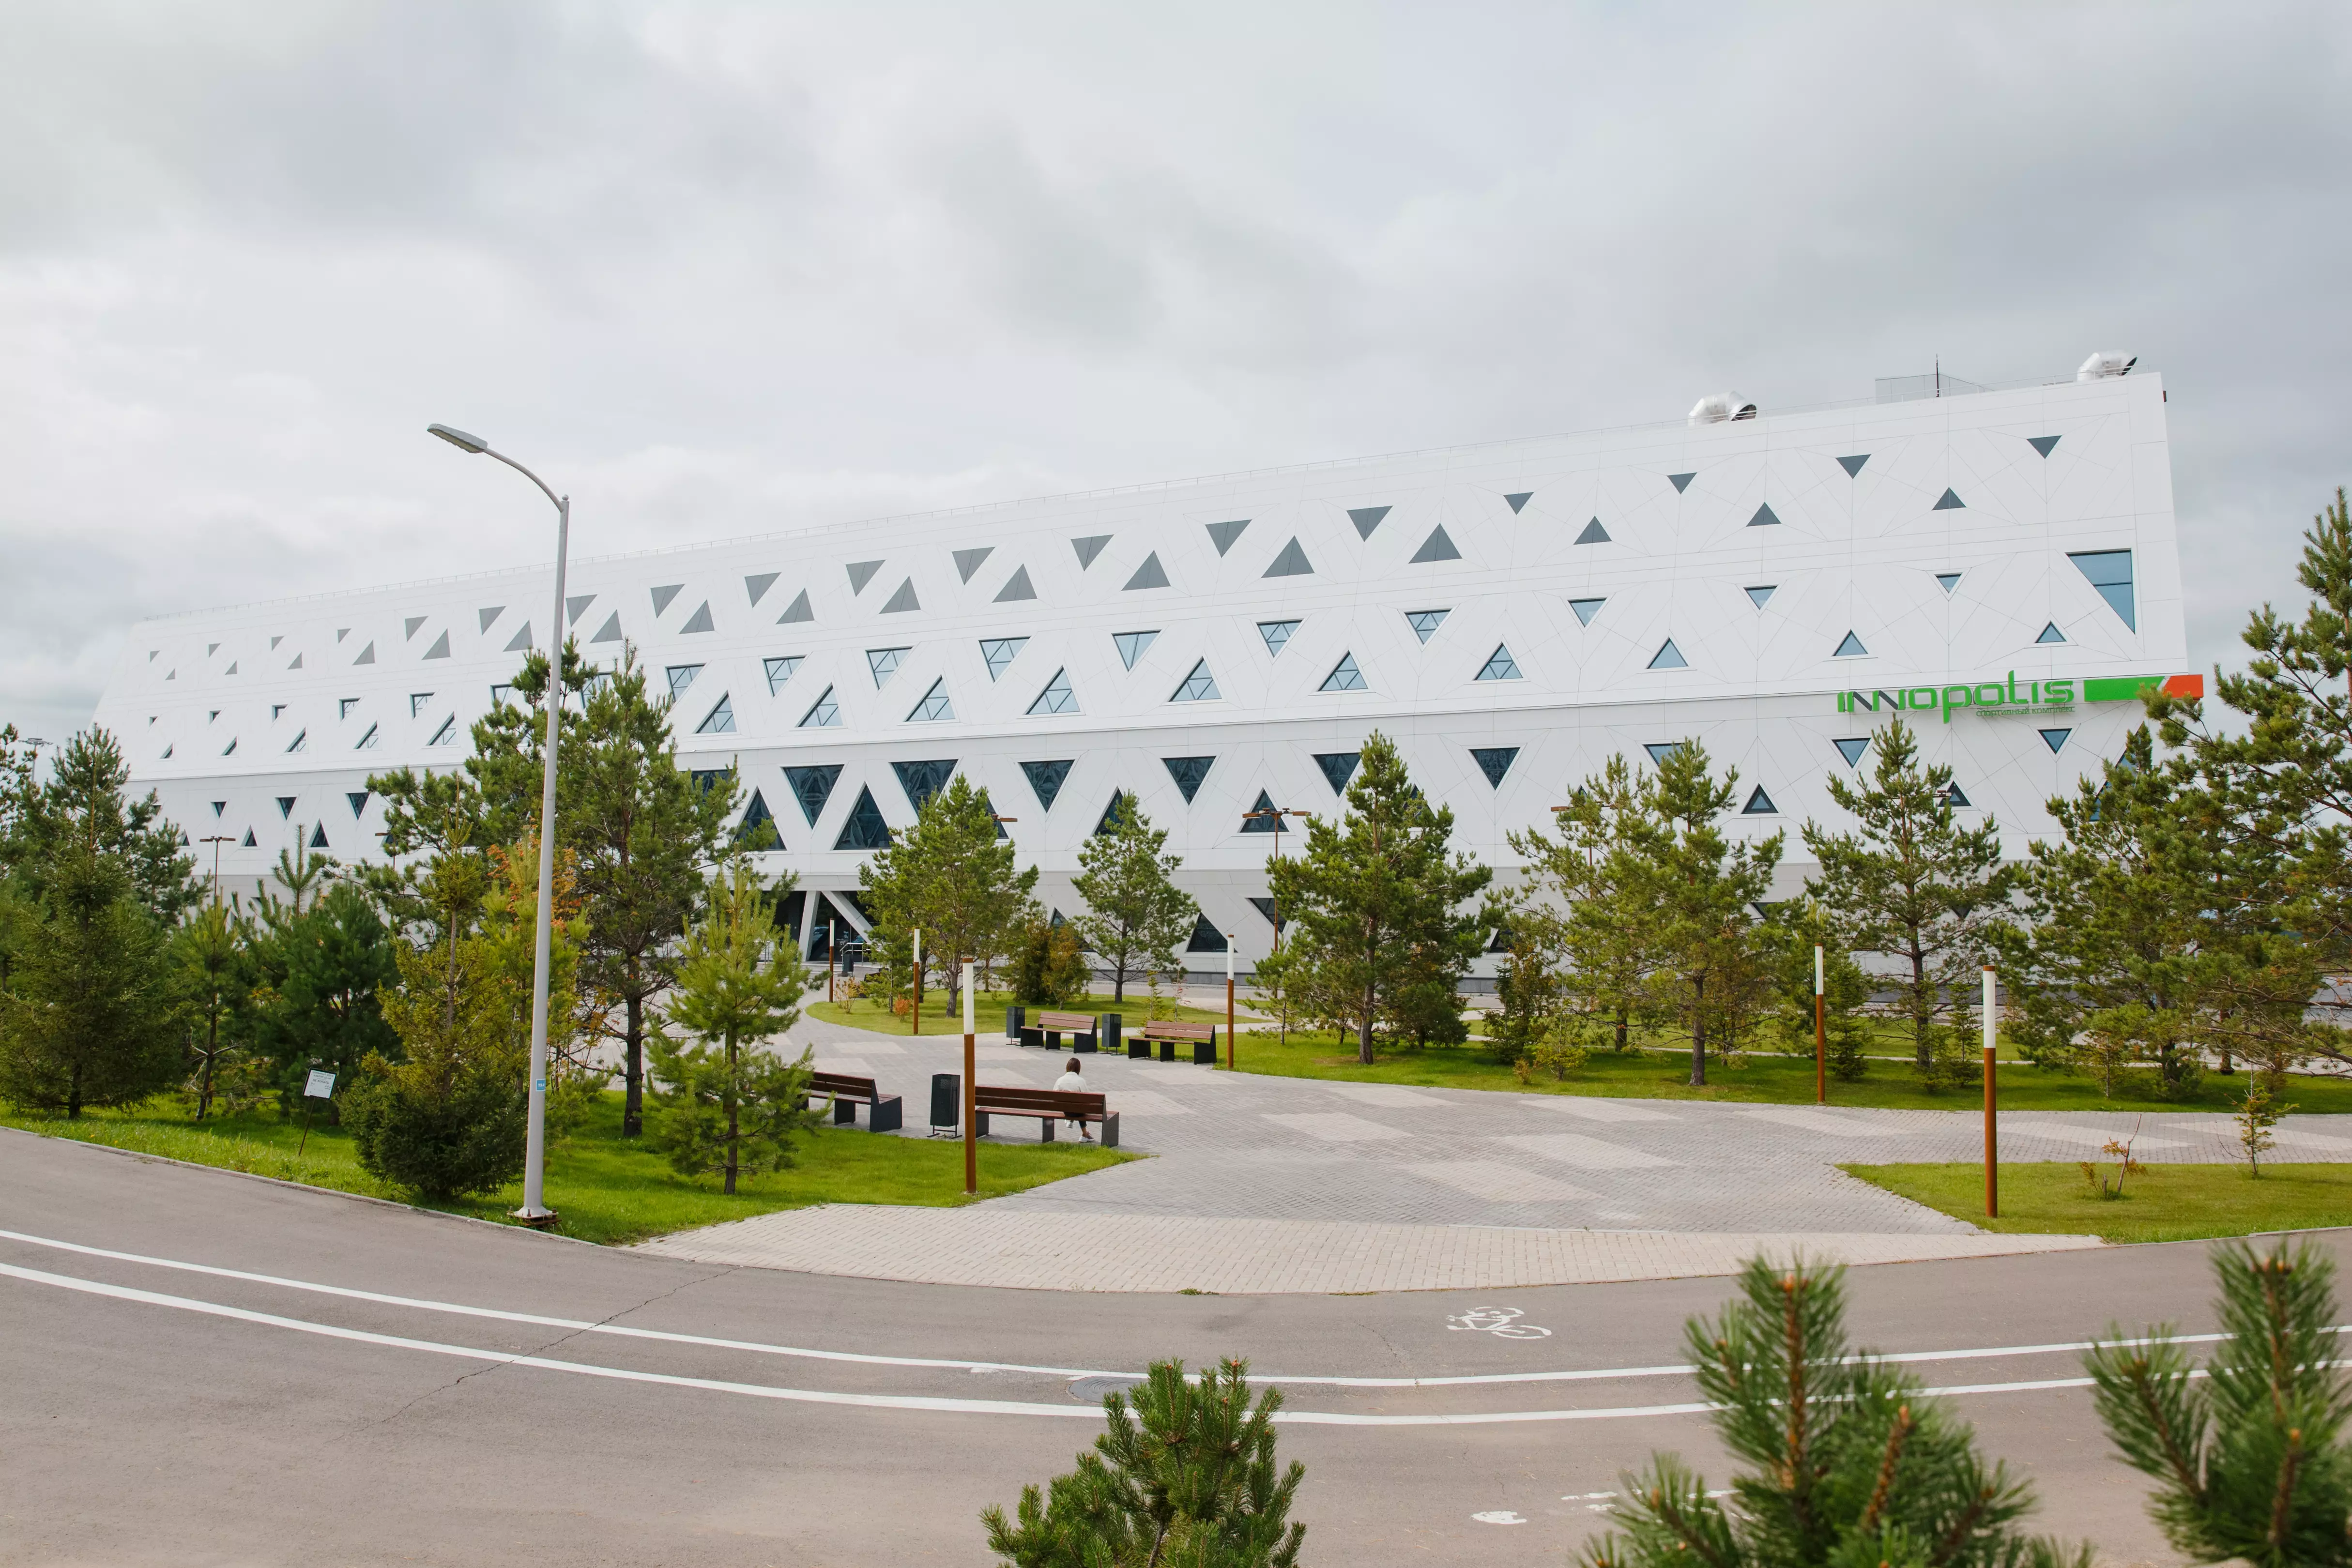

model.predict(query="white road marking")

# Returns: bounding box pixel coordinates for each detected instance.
[1261,1112,1409,1142]
[1329,1084,1449,1108]
[1405,1161,1592,1204]
[0,1228,2300,1392]
[1472,1511,1527,1524]
[1526,1098,1679,1123]
[1446,1306,1551,1339]
[1500,1133,1679,1170]
[1736,1108,1904,1138]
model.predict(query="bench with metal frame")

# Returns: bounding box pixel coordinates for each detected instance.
[1134,1019,1217,1065]
[809,1069,903,1133]
[973,1085,1117,1146]
[1019,1009,1099,1053]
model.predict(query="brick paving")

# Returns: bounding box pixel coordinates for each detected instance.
[633,1005,2350,1292]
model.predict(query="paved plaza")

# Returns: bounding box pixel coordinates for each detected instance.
[634,1005,2352,1292]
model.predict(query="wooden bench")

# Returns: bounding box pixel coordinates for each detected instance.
[974,1085,1118,1147]
[1136,1020,1217,1065]
[809,1070,903,1133]
[1021,1009,1099,1053]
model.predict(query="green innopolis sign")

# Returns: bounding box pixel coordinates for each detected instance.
[1835,672,2204,724]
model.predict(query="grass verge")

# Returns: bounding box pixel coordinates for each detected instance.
[808,987,1233,1037]
[1842,1161,2352,1243]
[2,1091,1131,1246]
[1221,1027,2352,1113]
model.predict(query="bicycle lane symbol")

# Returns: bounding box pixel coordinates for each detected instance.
[1446,1306,1551,1339]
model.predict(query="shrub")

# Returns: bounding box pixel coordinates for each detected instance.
[1010,917,1090,1008]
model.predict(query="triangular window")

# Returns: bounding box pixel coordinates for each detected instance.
[2028,435,2061,458]
[993,567,1036,604]
[1163,756,1214,803]
[410,693,433,716]
[1124,552,1171,591]
[1028,670,1079,715]
[697,695,737,734]
[880,578,920,614]
[1742,786,1777,815]
[1945,782,1973,807]
[1186,916,1229,953]
[2068,550,2136,629]
[800,685,842,728]
[667,664,702,696]
[1649,639,1688,670]
[845,562,883,595]
[354,724,379,750]
[652,584,685,614]
[778,589,815,623]
[893,760,958,811]
[1574,518,1611,545]
[906,679,953,722]
[1837,455,1869,477]
[1933,488,1966,510]
[589,612,623,644]
[832,787,892,851]
[1263,538,1313,578]
[348,792,370,818]
[1475,645,1521,681]
[980,638,1027,680]
[1257,620,1298,657]
[1206,519,1251,555]
[424,631,451,660]
[736,789,778,849]
[1071,535,1111,570]
[1171,660,1220,702]
[277,796,296,819]
[2039,729,2071,755]
[1936,573,1962,595]
[784,764,843,824]
[429,715,458,746]
[1503,491,1533,513]
[1469,747,1518,788]
[867,647,908,686]
[1319,654,1367,693]
[764,655,802,694]
[1667,472,1695,493]
[566,594,596,625]
[309,824,328,849]
[1094,792,1130,836]
[680,602,715,634]
[1749,503,1781,528]
[1347,505,1390,539]
[286,730,307,753]
[2036,622,2066,644]
[1644,743,1681,766]
[1405,609,1448,642]
[1410,526,1462,563]
[1248,896,1283,929]
[1569,598,1604,626]
[745,572,779,605]
[1114,630,1158,669]
[1313,753,1360,794]
[1833,738,1871,767]
[1745,586,1775,609]
[1021,760,1073,811]
[1240,790,1287,834]
[241,828,256,847]
[1833,631,1869,657]
[952,548,993,583]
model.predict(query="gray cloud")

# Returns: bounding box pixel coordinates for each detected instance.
[3,1,2350,744]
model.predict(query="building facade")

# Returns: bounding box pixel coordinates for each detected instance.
[99,366,2190,970]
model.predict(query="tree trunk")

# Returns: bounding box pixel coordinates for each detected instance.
[198,1007,218,1120]
[622,990,645,1136]
[723,1034,740,1195]
[1614,1006,1627,1053]
[1688,974,1708,1087]
[1909,943,1930,1070]
[68,1061,83,1120]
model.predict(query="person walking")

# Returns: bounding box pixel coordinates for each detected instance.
[1053,1057,1093,1141]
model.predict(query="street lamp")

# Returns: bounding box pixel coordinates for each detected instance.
[199,834,234,907]
[428,422,569,1227]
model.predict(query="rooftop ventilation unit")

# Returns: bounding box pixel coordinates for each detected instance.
[2077,350,2137,381]
[1688,393,1757,426]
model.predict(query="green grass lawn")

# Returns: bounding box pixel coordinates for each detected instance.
[808,987,1235,1038]
[1,1091,1131,1246]
[1222,1025,2352,1114]
[1845,1161,2352,1244]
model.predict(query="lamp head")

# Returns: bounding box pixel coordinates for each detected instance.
[427,423,490,455]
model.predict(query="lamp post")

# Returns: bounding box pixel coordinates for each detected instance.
[962,960,977,1196]
[1224,937,1236,1071]
[200,834,233,907]
[427,422,568,1227]
[1814,944,1826,1104]
[1983,966,1999,1219]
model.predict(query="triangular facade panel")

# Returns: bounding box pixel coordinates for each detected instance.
[1205,519,1250,555]
[1503,491,1533,514]
[777,590,814,624]
[1837,454,1870,477]
[1071,535,1111,570]
[994,566,1038,603]
[881,578,921,614]
[1574,518,1610,545]
[680,602,715,634]
[953,547,994,583]
[1124,552,1171,591]
[846,561,883,595]
[745,572,779,605]
[1409,526,1461,563]
[1264,538,1313,578]
[651,584,684,615]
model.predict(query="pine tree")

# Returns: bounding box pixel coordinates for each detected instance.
[1072,794,1194,1005]
[983,1358,1306,1568]
[2086,1239,2352,1567]
[1009,916,1090,1008]
[1267,732,1491,1065]
[649,857,817,1194]
[1803,716,2014,1080]
[862,775,1039,1016]
[1584,1257,2087,1568]
[1511,754,1654,1056]
[1761,901,1873,1082]
[169,900,258,1119]
[246,881,400,1116]
[1,729,197,924]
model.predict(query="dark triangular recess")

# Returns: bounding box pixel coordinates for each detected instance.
[1668,473,1695,493]
[2028,436,2061,458]
[1503,491,1532,514]
[1469,746,1518,788]
[994,566,1037,603]
[1071,535,1111,570]
[881,579,921,614]
[1410,526,1462,563]
[832,786,891,851]
[777,590,815,624]
[1837,454,1869,477]
[1933,488,1966,510]
[1749,503,1781,527]
[1022,759,1073,811]
[846,562,884,595]
[1347,505,1390,539]
[953,548,993,583]
[1574,518,1610,545]
[1124,553,1170,591]
[1205,519,1251,556]
[1264,538,1313,578]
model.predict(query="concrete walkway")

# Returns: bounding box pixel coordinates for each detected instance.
[633,1006,2352,1292]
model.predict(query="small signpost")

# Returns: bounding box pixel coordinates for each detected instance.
[297,1068,336,1157]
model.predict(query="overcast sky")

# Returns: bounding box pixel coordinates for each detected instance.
[4,2,2348,745]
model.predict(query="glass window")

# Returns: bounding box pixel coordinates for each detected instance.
[1569,599,1604,625]
[800,685,841,728]
[1575,518,1611,545]
[1248,896,1283,929]
[1405,609,1448,643]
[277,796,296,819]
[1094,791,1131,836]
[1833,631,1868,657]
[429,715,458,746]
[979,638,1028,681]
[666,664,702,697]
[1313,753,1359,794]
[697,695,736,734]
[783,764,843,824]
[1742,786,1776,814]
[338,698,359,719]
[1186,915,1228,953]
[1257,620,1298,657]
[1114,630,1159,670]
[1833,738,1870,767]
[285,730,306,753]
[1935,572,1961,595]
[1171,659,1220,702]
[892,760,958,810]
[735,789,778,849]
[1240,789,1288,834]
[490,684,512,706]
[1644,743,1681,766]
[1028,670,1079,715]
[866,647,909,686]
[1475,645,1521,681]
[1320,654,1367,692]
[2039,728,2071,754]
[832,786,892,851]
[1945,781,1973,807]
[1649,639,1688,670]
[906,679,954,722]
[763,655,801,694]
[1469,746,1518,788]
[1162,755,1214,802]
[2069,550,2136,628]
[355,724,379,750]
[2037,622,2066,644]
[348,792,370,818]
[1021,760,1073,810]
[1744,586,1775,609]
[272,704,286,720]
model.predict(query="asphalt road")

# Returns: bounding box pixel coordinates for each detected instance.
[1,1129,2312,1567]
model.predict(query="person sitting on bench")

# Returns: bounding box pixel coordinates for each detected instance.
[1053,1057,1093,1140]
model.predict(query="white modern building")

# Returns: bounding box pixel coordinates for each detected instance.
[97,359,2191,972]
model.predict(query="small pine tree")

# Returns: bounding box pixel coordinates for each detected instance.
[2086,1239,2352,1566]
[649,857,817,1194]
[1072,794,1194,1005]
[1582,1257,2086,1568]
[2236,1073,2291,1175]
[983,1358,1306,1568]
[1010,917,1090,1009]
[169,900,258,1119]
